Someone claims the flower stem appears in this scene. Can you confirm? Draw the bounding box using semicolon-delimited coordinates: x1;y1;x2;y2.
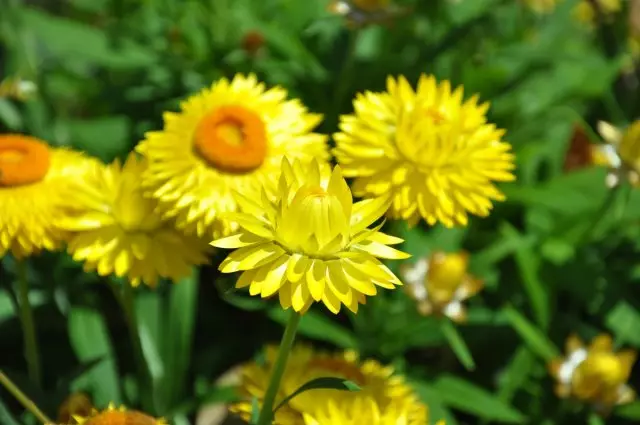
113;281;154;412
0;370;52;424
16;259;41;387
256;310;301;425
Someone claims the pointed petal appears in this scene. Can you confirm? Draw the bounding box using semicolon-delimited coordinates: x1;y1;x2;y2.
211;232;266;249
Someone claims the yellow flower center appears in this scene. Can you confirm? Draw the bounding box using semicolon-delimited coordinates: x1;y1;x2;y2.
0;134;50;187
424;107;448;125
84;410;158;425
427;252;467;292
193;105;267;174
113;187;163;232
277;184;350;257
584;352;625;385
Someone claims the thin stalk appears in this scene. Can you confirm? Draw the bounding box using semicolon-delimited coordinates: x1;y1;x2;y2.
0;370;51;424
256;310;301;425
16;259;41;387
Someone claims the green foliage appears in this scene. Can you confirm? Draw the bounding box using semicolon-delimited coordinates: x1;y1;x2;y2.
1;0;640;425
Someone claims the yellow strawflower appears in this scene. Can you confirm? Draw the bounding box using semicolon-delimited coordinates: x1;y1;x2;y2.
0;134;95;258
574;0;621;24
137;73;328;239
333;74;515;228
401;251;483;322
72;403;166;425
212;157;408;314
231;344;427;425
58;153;210;287
594;120;640;187
548;334;636;413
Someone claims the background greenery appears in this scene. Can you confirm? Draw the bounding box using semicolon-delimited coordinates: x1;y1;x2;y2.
1;0;640;424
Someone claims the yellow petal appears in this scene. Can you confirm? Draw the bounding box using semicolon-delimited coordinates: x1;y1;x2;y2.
259;255;289;298
286;254;311;283
352;240;411;259
328;259;376;296
236;268;259;289
350;195;391;235
327;165;352;219
306;259;326;301
367;231;404;245
225;213;274;240
211;232;266;249
219;243;285;273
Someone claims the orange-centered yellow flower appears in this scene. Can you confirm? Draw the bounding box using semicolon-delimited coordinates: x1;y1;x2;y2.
400;251;483;322
212;157;409;314
58;153;210;287
232;344;427;425
0;134;94;258
73;403;166;425
333;74;515;228
548;334;636;412
137;74;329;239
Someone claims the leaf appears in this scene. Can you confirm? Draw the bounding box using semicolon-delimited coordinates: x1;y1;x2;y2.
273;377;361;414
250;397;260;425
161;270;199;411
503;306;559;361
68;307;121;406
63;116;131;162
433;375;525;423
615;401;640;419
0;396;21;425
605;301;640;347
440;320;475;371
0;98;22;130
267;308;357;348
411;381;459;425
497;347;536;402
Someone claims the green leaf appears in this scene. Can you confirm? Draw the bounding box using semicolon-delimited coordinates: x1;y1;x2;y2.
433;375;525;423
0;98;22;130
68;307;121;406
411;381;458;425
161;270;199;411
605;301;640;347
503;306;559;361
0;397;20;425
267;307;357;348
250;396;260;425
615;401;640;419
497;347;536;402
440;320;475;371
63;116;131;162
273;377;361;413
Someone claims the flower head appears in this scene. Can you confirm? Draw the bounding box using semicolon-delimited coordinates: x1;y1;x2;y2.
548;334;636;413
594;120;640;187
73;403;166;425
231;344;426;425
574;0;621;25
212;157;409;314
58;393;93;424
333;74;515;228
137;73;328;238
58;153;210;287
400;251;483;322
0;134;95;258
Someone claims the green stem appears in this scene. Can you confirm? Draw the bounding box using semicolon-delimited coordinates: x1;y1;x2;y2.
256;310;301;425
0;370;51;424
113;281;154;412
16;259;41;387
328;29;360;131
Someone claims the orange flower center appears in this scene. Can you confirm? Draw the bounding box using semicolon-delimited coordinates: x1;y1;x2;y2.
0;134;51;186
84;410;158;425
193;105;267;174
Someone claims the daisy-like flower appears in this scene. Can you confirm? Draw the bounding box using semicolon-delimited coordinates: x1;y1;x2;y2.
72;403;166;425
302;397;440;425
400;251;483;322
57;393;93;424
58;153;210;287
211;157;409;314
231;344;427;425
548;334;637;413
574;0;621;25
333;74;515;228
593;120;640;187
0;134;95;258
137;73;329;238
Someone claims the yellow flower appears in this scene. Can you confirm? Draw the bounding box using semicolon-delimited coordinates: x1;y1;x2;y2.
0;76;37;101
58;153;210;287
302;397;441;425
548;334;636;413
574;0;621;25
137;73;328;239
73;403;166;425
58;393;93;424
522;0;560;14
211;157;409;314
231;344;427;425
594;120;640;187
400;251;483;322
333;74;515;228
0;134;94;258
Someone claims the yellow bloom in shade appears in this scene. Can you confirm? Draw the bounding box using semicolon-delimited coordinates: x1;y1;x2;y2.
137;73;329;239
0;134;95;258
594;120;640;187
302;397;441;425
73;403;166;425
548;334;636;413
333;74;515;228
231;344;427;425
522;0;560;14
211;157;409;314
58;153;210;287
574;0;621;25
400;251;483;322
